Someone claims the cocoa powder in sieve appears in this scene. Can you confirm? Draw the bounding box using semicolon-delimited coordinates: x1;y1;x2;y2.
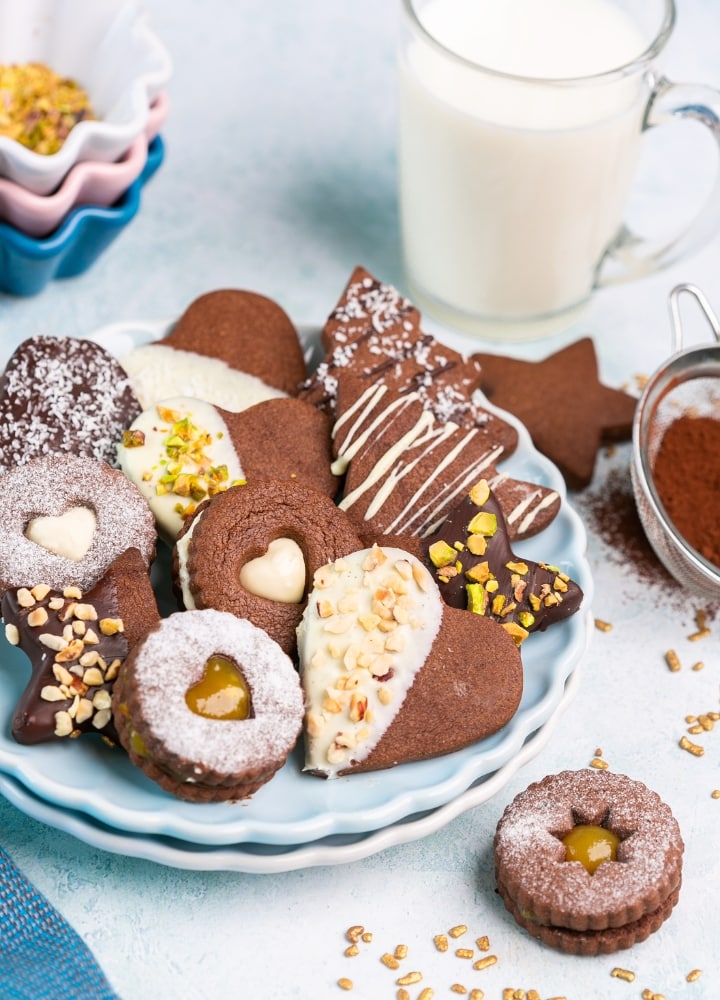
652;415;720;569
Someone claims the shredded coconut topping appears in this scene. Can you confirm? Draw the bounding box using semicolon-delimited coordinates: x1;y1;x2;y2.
0;335;140;473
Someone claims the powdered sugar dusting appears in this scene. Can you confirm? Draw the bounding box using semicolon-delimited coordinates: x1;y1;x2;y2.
0;454;155;594
131;609;304;773
495;769;684;929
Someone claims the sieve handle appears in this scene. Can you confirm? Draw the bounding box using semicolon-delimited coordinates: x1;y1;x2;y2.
668;283;720;352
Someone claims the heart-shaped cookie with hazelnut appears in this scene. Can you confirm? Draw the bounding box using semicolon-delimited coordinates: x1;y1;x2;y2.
298;544;523;776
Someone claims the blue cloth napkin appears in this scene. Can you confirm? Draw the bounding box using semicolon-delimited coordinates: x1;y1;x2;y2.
0;846;119;1000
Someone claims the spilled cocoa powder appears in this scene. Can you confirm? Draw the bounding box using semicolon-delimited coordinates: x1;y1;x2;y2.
573;462;677;590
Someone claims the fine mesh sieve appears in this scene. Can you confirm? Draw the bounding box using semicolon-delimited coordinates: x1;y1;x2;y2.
631;283;720;599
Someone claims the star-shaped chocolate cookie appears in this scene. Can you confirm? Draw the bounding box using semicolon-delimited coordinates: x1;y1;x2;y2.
473;338;637;489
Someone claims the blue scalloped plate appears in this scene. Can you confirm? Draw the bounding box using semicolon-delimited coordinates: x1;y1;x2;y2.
0;321;594;849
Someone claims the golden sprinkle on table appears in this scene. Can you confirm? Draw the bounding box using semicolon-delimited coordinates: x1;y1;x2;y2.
711;789;720;799
337;977;353;991
469;991;485;1000
688;628;711;641
396;970;423;986
594;618;613;632
344;944;359;957
686;969;703;982
679;735;705;757
665;649;681;672
450;986;468;995
475;935;490;951
449;924;468;938
590;756;609;769
691;661;705;671
455;948;474;959
417;990;434;1000
433;934;448;952
611;967;636;982
473;955;497;971
394;944;408;960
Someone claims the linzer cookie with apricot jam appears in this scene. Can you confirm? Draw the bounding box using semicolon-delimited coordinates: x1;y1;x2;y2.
113;608;304;802
494;769;684;955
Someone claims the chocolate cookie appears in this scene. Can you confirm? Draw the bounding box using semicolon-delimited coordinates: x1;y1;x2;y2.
298;544;523;776
2;548;159;746
301;265;517;439
113;608;305;802
0;335;141;474
174;479;363;655
118;395;338;542
494;769;684;955
474;338;638;489
163;288;306;396
422;479;583;643
333;375;560;541
0;454;156;597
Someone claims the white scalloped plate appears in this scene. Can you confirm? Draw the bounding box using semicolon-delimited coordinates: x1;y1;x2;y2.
0;320;593;849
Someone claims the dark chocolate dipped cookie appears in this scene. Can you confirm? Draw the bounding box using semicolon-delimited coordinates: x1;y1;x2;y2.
118;395;339;542
112;608;304;802
494;769;684;955
298;544;523;777
422;479;583;643
0;334;141;474
174;479;363;656
2;548;159;745
0;454;156;598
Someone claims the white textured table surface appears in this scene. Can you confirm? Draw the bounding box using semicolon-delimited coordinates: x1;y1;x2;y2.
0;2;719;999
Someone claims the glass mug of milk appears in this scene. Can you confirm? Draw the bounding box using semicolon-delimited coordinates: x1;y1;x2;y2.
398;0;720;338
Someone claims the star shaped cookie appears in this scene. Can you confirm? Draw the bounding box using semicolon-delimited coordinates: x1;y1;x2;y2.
473;338;637;489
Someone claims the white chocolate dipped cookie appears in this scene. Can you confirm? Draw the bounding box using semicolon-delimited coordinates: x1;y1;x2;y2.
297;543;523;777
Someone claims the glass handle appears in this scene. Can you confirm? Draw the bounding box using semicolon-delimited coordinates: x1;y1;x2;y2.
597;76;720;287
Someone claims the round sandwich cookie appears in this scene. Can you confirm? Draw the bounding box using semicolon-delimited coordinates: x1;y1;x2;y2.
493;769;684;955
173;478;362;656
112;609;305;802
0;454;156;598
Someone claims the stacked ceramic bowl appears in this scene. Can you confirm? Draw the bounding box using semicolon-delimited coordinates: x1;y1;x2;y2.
0;0;172;295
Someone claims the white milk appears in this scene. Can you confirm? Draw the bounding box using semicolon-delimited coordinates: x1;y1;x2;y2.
398;0;651;328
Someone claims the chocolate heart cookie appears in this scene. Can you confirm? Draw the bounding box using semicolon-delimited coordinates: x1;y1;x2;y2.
298;544;523;776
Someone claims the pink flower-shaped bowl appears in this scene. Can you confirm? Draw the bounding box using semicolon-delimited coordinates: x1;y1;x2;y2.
0;92;169;238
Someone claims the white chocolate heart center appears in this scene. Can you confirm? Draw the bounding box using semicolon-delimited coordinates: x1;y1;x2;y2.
239;538;306;603
25;506;97;562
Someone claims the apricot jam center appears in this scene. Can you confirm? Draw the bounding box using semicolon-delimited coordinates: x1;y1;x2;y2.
562;824;620;874
185;654;251;720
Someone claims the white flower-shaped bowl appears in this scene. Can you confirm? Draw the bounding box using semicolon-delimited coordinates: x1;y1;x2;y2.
0;91;168;237
0;0;172;195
